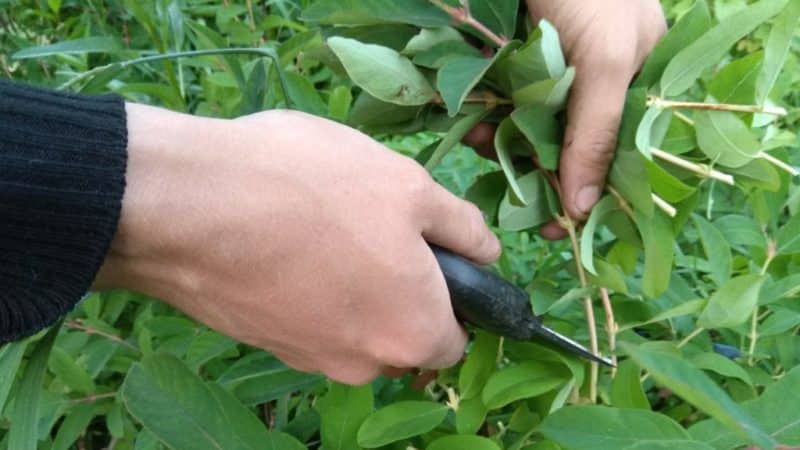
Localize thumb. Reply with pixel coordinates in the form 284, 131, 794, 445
559, 63, 632, 220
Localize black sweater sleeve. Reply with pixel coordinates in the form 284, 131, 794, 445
0, 80, 128, 343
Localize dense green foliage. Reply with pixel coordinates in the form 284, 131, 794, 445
1, 0, 799, 449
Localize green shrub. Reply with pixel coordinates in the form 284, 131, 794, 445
1, 0, 799, 449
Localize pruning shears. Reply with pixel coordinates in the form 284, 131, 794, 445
432, 246, 615, 367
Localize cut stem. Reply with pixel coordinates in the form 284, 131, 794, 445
651, 147, 735, 185
648, 96, 788, 116
759, 152, 799, 177
561, 215, 599, 403
429, 0, 510, 47
600, 288, 618, 376
652, 194, 677, 218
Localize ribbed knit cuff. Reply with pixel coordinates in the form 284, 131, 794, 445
0, 80, 128, 343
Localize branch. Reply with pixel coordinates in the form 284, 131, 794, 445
648, 96, 788, 116
64, 320, 140, 353
651, 148, 735, 185
600, 288, 618, 375
429, 0, 510, 47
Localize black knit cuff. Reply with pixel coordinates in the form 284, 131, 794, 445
0, 80, 128, 343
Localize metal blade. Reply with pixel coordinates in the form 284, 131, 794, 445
531, 325, 616, 367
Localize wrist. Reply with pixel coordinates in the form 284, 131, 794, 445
93, 103, 224, 300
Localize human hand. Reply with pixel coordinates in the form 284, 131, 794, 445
466, 0, 666, 237
94, 104, 500, 385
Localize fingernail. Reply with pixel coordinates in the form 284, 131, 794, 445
575, 185, 601, 217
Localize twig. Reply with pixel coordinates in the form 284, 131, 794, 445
651, 147, 735, 185
64, 320, 140, 353
748, 240, 776, 366
760, 152, 799, 177
71, 392, 117, 405
560, 215, 600, 403
429, 0, 510, 47
652, 194, 677, 218
648, 96, 788, 116
600, 288, 618, 376
607, 186, 636, 220
673, 110, 695, 126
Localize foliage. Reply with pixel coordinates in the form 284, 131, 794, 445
1, 0, 800, 449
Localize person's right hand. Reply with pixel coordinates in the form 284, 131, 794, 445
94, 104, 501, 385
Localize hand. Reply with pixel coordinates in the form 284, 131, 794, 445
94, 104, 501, 385
467, 0, 666, 237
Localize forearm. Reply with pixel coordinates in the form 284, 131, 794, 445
0, 80, 127, 342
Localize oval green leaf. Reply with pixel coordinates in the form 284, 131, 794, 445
482, 361, 568, 410
328, 37, 435, 106
357, 401, 449, 448
427, 435, 500, 450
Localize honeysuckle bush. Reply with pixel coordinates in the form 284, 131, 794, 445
1, 0, 800, 449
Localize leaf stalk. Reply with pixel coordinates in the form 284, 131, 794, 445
428, 0, 510, 47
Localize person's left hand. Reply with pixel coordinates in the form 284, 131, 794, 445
465, 0, 666, 238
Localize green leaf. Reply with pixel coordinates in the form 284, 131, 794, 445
425, 111, 488, 170
302, 0, 450, 27
619, 299, 707, 332
610, 151, 654, 217
495, 118, 528, 205
9, 325, 60, 450
690, 366, 800, 448
469, 0, 519, 39
284, 72, 328, 116
317, 383, 374, 450
623, 342, 776, 450
698, 274, 767, 329
122, 352, 272, 450
413, 40, 482, 69
356, 401, 449, 448
776, 211, 800, 254
636, 211, 674, 298
497, 20, 566, 92
692, 215, 732, 287
636, 106, 665, 158
481, 361, 568, 410
437, 42, 519, 116
328, 37, 435, 106
635, 0, 712, 88
708, 52, 763, 105
660, 0, 789, 97
49, 346, 95, 394
348, 92, 424, 129
465, 171, 507, 223
328, 86, 353, 122
690, 352, 752, 386
13, 36, 121, 59
52, 403, 96, 450
759, 306, 800, 336
428, 435, 501, 450
645, 160, 697, 203
498, 172, 557, 231
714, 215, 766, 249
756, 1, 800, 103
539, 405, 710, 450
610, 360, 649, 410
695, 111, 761, 168
510, 105, 562, 170
216, 352, 324, 405
455, 397, 488, 435
512, 68, 575, 111
0, 341, 27, 415
403, 27, 463, 55
459, 331, 500, 400
580, 196, 619, 275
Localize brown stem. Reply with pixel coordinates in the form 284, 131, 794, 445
429, 0, 510, 47
537, 164, 601, 403
64, 320, 140, 353
607, 186, 636, 220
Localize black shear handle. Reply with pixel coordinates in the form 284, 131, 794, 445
431, 246, 539, 341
